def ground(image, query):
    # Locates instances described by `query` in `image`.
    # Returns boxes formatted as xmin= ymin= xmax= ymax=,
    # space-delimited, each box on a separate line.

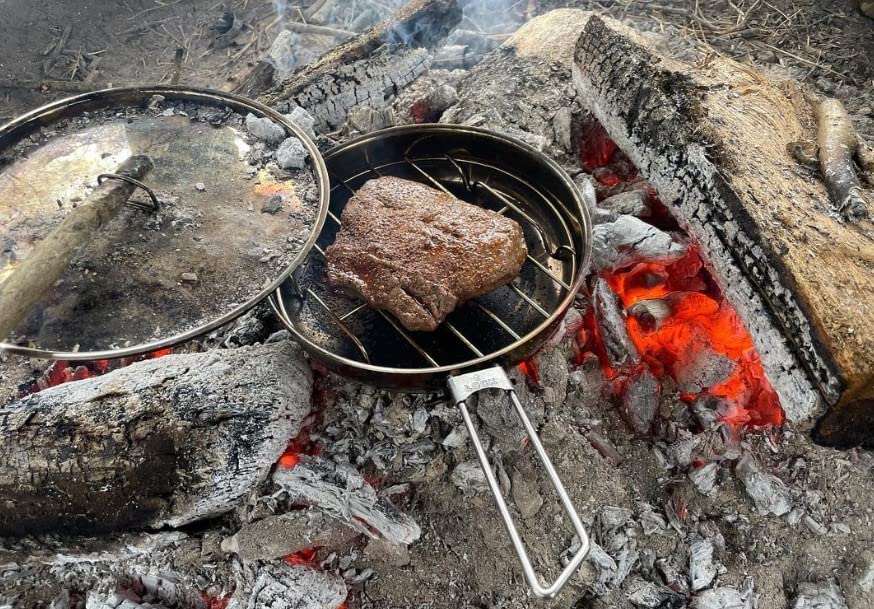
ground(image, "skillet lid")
xmin=0 ymin=86 xmax=329 ymax=360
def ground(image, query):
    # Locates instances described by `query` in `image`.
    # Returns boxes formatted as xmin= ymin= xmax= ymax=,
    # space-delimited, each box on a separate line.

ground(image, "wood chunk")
xmin=735 ymin=453 xmax=793 ymax=516
xmin=573 ymin=16 xmax=874 ymax=434
xmin=0 ymin=341 xmax=312 ymax=536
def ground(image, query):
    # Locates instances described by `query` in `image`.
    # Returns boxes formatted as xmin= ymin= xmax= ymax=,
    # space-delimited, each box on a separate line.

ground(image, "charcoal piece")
xmin=675 ymin=349 xmax=736 ymax=393
xmin=625 ymin=577 xmax=675 ymax=608
xmin=735 ymin=453 xmax=793 ymax=516
xmin=228 ymin=563 xmax=346 ymax=609
xmin=791 ymin=580 xmax=849 ymax=609
xmin=276 ymin=136 xmax=308 ymax=169
xmin=689 ymin=462 xmax=719 ymax=497
xmin=600 ymin=190 xmax=651 ymax=217
xmin=221 ymin=509 xmax=359 ymax=561
xmin=272 ymin=455 xmax=421 ymax=545
xmin=592 ymin=277 xmax=639 ymax=368
xmin=592 ymin=214 xmax=686 ymax=272
xmin=286 ymin=105 xmax=316 ymax=137
xmin=245 ymin=113 xmax=286 ymax=145
xmin=689 ymin=538 xmax=717 ymax=592
xmin=326 ymin=177 xmax=528 ymax=331
xmin=621 ymin=367 xmax=659 ymax=435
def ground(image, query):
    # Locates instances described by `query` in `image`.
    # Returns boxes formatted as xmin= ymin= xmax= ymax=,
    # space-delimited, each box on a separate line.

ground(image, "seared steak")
xmin=326 ymin=177 xmax=528 ymax=332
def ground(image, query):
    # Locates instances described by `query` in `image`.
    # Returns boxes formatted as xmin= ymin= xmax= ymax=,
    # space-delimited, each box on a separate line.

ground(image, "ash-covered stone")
xmin=364 ymin=537 xmax=412 ymax=567
xmin=221 ymin=508 xmax=359 ymax=561
xmin=261 ymin=195 xmax=283 ymax=214
xmin=276 ymin=136 xmax=308 ymax=169
xmin=272 ymin=455 xmax=421 ymax=545
xmin=592 ymin=277 xmax=639 ymax=368
xmin=792 ymin=581 xmax=849 ymax=609
xmin=689 ymin=462 xmax=719 ymax=496
xmin=245 ymin=113 xmax=286 ymax=145
xmin=735 ymin=453 xmax=793 ymax=516
xmin=689 ymin=538 xmax=717 ymax=592
xmin=600 ymin=190 xmax=651 ymax=217
xmin=592 ymin=215 xmax=686 ymax=272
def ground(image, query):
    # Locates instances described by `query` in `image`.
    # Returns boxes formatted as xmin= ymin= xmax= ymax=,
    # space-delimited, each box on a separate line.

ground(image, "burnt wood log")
xmin=248 ymin=0 xmax=462 ymax=132
xmin=573 ymin=16 xmax=874 ymax=442
xmin=0 ymin=341 xmax=312 ymax=536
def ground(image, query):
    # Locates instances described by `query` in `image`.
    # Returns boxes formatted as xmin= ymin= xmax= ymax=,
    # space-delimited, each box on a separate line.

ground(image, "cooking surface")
xmin=0 ymin=95 xmax=320 ymax=354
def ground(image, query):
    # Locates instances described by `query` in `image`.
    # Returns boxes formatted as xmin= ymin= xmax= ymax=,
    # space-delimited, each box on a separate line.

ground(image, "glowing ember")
xmin=518 ymin=358 xmax=541 ymax=387
xmin=284 ymin=547 xmax=319 ymax=567
xmin=19 ymin=348 xmax=173 ymax=397
xmin=201 ymin=593 xmax=230 ymax=609
xmin=576 ymin=121 xmax=785 ymax=430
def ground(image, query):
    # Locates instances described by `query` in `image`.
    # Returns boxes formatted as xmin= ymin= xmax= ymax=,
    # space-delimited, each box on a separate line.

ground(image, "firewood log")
xmin=0 ymin=341 xmax=312 ymax=536
xmin=240 ymin=0 xmax=461 ymax=132
xmin=572 ymin=15 xmax=874 ymax=445
xmin=0 ymin=155 xmax=153 ymax=342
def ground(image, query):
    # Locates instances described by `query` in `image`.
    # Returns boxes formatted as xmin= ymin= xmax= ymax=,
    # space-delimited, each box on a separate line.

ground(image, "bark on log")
xmin=0 ymin=341 xmax=312 ymax=536
xmin=249 ymin=0 xmax=461 ymax=132
xmin=572 ymin=16 xmax=874 ymax=441
xmin=0 ymin=155 xmax=153 ymax=341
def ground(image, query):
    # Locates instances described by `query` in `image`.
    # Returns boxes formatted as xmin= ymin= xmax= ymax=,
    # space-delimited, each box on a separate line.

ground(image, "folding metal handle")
xmin=447 ymin=366 xmax=590 ymax=599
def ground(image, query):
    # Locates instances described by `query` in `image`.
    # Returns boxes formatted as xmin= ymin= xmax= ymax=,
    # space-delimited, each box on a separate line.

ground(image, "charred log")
xmin=0 ymin=341 xmax=312 ymax=536
xmin=253 ymin=0 xmax=462 ymax=132
xmin=573 ymin=15 xmax=874 ymax=438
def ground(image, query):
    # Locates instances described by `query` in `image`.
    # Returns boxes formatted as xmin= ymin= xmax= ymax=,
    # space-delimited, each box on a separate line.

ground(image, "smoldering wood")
xmin=272 ymin=455 xmax=421 ymax=546
xmin=573 ymin=15 xmax=874 ymax=432
xmin=228 ymin=563 xmax=346 ymax=609
xmin=0 ymin=341 xmax=312 ymax=536
xmin=250 ymin=0 xmax=462 ymax=131
xmin=0 ymin=154 xmax=152 ymax=342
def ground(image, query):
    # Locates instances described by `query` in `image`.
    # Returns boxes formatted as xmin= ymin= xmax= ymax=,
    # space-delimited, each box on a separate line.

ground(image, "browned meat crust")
xmin=326 ymin=177 xmax=528 ymax=331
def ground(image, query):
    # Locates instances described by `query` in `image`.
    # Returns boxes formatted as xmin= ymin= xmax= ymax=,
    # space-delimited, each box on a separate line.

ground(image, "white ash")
xmin=735 ymin=453 xmax=794 ymax=516
xmin=691 ymin=587 xmax=747 ymax=609
xmin=689 ymin=462 xmax=720 ymax=496
xmin=245 ymin=113 xmax=286 ymax=145
xmin=272 ymin=455 xmax=421 ymax=545
xmin=276 ymin=136 xmax=309 ymax=169
xmin=591 ymin=214 xmax=687 ymax=272
xmin=792 ymin=581 xmax=849 ymax=609
xmin=600 ymin=190 xmax=652 ymax=217
xmin=689 ymin=538 xmax=718 ymax=592
xmin=227 ymin=563 xmax=346 ymax=609
xmin=587 ymin=541 xmax=619 ymax=596
xmin=452 ymin=460 xmax=488 ymax=493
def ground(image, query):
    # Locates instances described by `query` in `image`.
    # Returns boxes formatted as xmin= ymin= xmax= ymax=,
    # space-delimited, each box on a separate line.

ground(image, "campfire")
xmin=1 ymin=2 xmax=873 ymax=609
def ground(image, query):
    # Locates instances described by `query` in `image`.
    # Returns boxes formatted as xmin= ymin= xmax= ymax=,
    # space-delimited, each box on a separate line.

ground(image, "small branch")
xmin=814 ymin=98 xmax=869 ymax=222
xmin=283 ymin=20 xmax=354 ymax=40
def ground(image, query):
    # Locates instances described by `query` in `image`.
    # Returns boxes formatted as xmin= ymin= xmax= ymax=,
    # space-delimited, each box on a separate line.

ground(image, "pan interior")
xmin=0 ymin=88 xmax=325 ymax=357
xmin=276 ymin=126 xmax=589 ymax=375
